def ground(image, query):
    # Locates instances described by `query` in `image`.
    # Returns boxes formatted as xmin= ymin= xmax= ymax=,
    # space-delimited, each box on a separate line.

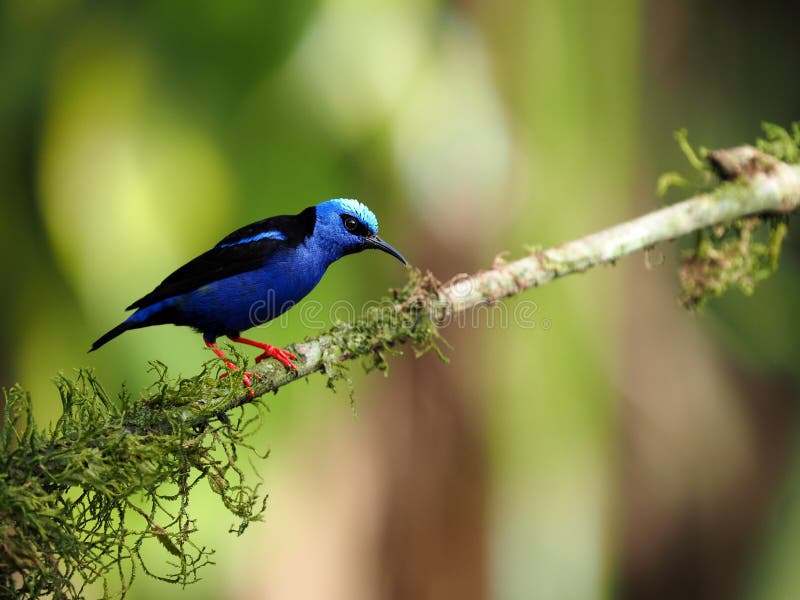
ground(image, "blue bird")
xmin=91 ymin=199 xmax=407 ymax=390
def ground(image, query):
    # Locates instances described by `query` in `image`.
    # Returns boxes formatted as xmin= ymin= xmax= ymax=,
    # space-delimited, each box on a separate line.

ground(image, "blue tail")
xmin=89 ymin=321 xmax=140 ymax=351
xmin=89 ymin=300 xmax=175 ymax=352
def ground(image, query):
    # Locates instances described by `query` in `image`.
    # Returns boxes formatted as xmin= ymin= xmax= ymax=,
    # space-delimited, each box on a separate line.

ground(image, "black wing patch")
xmin=125 ymin=239 xmax=283 ymax=310
xmin=126 ymin=206 xmax=317 ymax=311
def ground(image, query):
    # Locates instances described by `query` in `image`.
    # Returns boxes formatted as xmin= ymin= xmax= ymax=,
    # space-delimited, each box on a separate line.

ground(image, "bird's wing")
xmin=126 ymin=208 xmax=317 ymax=311
xmin=125 ymin=238 xmax=283 ymax=310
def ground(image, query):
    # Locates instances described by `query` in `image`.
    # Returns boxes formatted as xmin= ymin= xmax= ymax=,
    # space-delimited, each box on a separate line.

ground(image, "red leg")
xmin=205 ymin=339 xmax=257 ymax=396
xmin=205 ymin=339 xmax=238 ymax=370
xmin=229 ymin=336 xmax=298 ymax=371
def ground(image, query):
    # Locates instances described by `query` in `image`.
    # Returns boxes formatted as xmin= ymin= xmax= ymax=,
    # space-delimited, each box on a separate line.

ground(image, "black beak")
xmin=365 ymin=235 xmax=408 ymax=265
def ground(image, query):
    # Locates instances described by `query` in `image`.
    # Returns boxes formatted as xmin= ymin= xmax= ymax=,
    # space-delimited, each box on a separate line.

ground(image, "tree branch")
xmin=3 ymin=142 xmax=798 ymax=598
xmin=198 ymin=145 xmax=799 ymax=417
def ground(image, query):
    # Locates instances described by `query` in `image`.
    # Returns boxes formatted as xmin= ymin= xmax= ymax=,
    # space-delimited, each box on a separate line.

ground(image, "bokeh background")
xmin=1 ymin=0 xmax=799 ymax=598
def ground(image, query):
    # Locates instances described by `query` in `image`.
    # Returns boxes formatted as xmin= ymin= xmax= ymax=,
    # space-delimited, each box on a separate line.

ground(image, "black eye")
xmin=343 ymin=216 xmax=360 ymax=233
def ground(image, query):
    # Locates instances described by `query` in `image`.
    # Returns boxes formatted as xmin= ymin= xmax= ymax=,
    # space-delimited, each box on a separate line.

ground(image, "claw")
xmin=204 ymin=336 xmax=294 ymax=396
xmin=229 ymin=337 xmax=298 ymax=371
xmin=205 ymin=339 xmax=258 ymax=393
xmin=255 ymin=348 xmax=297 ymax=370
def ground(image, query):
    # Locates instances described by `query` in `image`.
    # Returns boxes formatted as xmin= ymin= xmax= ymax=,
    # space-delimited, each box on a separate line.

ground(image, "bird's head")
xmin=314 ymin=199 xmax=407 ymax=265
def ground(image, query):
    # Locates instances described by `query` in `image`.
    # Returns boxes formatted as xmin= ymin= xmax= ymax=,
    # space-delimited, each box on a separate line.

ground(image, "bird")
xmin=90 ymin=198 xmax=407 ymax=391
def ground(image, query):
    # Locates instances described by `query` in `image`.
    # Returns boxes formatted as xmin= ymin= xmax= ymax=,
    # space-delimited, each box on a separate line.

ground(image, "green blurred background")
xmin=1 ymin=0 xmax=799 ymax=598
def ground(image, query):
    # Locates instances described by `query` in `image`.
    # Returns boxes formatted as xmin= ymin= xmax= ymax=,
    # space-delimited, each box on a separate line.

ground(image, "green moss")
xmin=318 ymin=268 xmax=449 ymax=389
xmin=679 ymin=216 xmax=789 ymax=310
xmin=757 ymin=122 xmax=800 ymax=164
xmin=0 ymin=268 xmax=449 ymax=599
xmin=0 ymin=367 xmax=268 ymax=598
xmin=663 ymin=122 xmax=798 ymax=310
xmin=656 ymin=129 xmax=716 ymax=197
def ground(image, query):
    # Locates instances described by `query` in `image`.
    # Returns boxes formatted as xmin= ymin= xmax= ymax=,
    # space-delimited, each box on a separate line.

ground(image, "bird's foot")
xmin=218 ymin=370 xmax=260 ymax=397
xmin=255 ymin=346 xmax=297 ymax=370
xmin=205 ymin=340 xmax=237 ymax=369
xmin=229 ymin=337 xmax=298 ymax=371
xmin=206 ymin=339 xmax=260 ymax=396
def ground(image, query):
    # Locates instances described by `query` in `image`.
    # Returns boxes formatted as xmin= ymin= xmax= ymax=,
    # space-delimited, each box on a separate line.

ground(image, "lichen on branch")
xmin=675 ymin=124 xmax=800 ymax=309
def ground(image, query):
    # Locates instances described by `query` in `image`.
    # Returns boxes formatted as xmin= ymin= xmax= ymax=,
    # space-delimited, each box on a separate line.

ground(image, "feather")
xmin=126 ymin=206 xmax=316 ymax=311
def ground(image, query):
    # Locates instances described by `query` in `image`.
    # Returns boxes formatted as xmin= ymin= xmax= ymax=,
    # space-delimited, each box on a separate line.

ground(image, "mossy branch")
xmin=236 ymin=143 xmax=800 ymax=406
xmin=2 ymin=131 xmax=799 ymax=599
